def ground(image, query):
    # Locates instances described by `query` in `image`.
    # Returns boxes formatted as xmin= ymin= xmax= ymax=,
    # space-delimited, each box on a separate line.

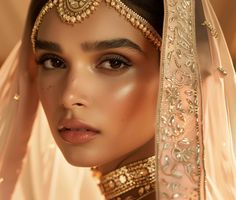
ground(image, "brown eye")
xmin=103 ymin=59 xmax=126 ymax=69
xmin=36 ymin=54 xmax=66 ymax=70
xmin=96 ymin=54 xmax=132 ymax=71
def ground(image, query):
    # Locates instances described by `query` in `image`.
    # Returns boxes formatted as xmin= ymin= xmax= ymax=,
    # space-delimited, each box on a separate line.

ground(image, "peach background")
xmin=0 ymin=0 xmax=235 ymax=65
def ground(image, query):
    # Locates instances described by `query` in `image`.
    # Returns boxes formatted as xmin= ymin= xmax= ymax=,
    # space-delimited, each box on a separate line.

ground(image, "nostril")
xmin=74 ymin=103 xmax=84 ymax=106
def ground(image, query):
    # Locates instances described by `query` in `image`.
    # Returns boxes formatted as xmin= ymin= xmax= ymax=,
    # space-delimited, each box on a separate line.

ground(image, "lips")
xmin=58 ymin=119 xmax=100 ymax=144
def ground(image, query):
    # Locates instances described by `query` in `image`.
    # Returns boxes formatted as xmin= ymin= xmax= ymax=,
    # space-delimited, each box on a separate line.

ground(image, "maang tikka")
xmin=31 ymin=0 xmax=162 ymax=52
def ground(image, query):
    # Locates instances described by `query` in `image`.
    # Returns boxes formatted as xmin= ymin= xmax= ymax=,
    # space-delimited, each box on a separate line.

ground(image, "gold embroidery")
xmin=217 ymin=66 xmax=228 ymax=76
xmin=13 ymin=93 xmax=20 ymax=101
xmin=157 ymin=0 xmax=203 ymax=199
xmin=201 ymin=20 xmax=219 ymax=38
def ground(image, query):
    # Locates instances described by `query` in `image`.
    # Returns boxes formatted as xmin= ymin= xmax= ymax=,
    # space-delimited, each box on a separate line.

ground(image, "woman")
xmin=0 ymin=0 xmax=236 ymax=199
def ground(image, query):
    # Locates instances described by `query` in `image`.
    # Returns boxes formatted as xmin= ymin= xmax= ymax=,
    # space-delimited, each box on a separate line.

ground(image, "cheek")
xmin=37 ymin=75 xmax=61 ymax=126
xmin=97 ymin=72 xmax=158 ymax=138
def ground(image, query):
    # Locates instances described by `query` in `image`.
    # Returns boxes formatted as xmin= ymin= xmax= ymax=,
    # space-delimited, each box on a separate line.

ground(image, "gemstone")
xmin=119 ymin=175 xmax=127 ymax=183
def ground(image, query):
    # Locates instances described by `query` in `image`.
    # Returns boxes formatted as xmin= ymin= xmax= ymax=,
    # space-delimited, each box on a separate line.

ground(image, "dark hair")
xmin=122 ymin=0 xmax=164 ymax=36
xmin=27 ymin=0 xmax=164 ymax=36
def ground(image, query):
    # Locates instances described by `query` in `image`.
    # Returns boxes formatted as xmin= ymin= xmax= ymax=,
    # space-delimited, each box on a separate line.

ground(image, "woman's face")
xmin=35 ymin=3 xmax=159 ymax=167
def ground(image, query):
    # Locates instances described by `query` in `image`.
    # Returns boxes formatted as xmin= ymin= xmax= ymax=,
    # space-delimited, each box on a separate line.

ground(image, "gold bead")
xmin=139 ymin=24 xmax=144 ymax=29
xmin=76 ymin=15 xmax=82 ymax=21
xmin=145 ymin=184 xmax=151 ymax=191
xmin=79 ymin=1 xmax=84 ymax=6
xmin=49 ymin=3 xmax=54 ymax=8
xmin=13 ymin=93 xmax=20 ymax=101
xmin=130 ymin=17 xmax=135 ymax=23
xmin=140 ymin=168 xmax=149 ymax=176
xmin=81 ymin=12 xmax=87 ymax=18
xmin=143 ymin=26 xmax=147 ymax=33
xmin=146 ymin=30 xmax=151 ymax=36
xmin=86 ymin=9 xmax=91 ymax=15
xmin=138 ymin=187 xmax=145 ymax=195
xmin=71 ymin=16 xmax=76 ymax=23
xmin=93 ymin=1 xmax=99 ymax=6
xmin=116 ymin=4 xmax=120 ymax=10
xmin=108 ymin=180 xmax=116 ymax=188
xmin=126 ymin=13 xmax=131 ymax=19
xmin=121 ymin=9 xmax=126 ymax=15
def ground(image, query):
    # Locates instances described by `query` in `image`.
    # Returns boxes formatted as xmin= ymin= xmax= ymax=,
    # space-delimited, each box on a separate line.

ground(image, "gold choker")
xmin=92 ymin=156 xmax=156 ymax=200
xmin=31 ymin=0 xmax=162 ymax=52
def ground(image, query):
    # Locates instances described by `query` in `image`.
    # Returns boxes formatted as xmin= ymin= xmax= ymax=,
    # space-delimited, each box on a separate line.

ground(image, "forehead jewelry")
xmin=31 ymin=0 xmax=162 ymax=52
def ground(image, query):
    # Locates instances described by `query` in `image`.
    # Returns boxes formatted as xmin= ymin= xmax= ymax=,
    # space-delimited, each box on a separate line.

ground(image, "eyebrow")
xmin=35 ymin=40 xmax=62 ymax=52
xmin=35 ymin=38 xmax=144 ymax=54
xmin=81 ymin=38 xmax=144 ymax=54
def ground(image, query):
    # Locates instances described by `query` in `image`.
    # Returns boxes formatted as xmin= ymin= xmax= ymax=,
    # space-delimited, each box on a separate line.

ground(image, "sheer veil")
xmin=0 ymin=0 xmax=235 ymax=199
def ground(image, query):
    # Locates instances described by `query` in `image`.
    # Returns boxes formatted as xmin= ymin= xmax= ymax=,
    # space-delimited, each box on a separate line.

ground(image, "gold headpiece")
xmin=31 ymin=0 xmax=162 ymax=52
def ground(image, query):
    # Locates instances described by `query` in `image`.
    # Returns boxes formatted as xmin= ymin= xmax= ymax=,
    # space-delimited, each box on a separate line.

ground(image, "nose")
xmin=61 ymin=65 xmax=91 ymax=109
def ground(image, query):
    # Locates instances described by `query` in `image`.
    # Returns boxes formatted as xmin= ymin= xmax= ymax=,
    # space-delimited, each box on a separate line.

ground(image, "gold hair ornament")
xmin=31 ymin=0 xmax=162 ymax=52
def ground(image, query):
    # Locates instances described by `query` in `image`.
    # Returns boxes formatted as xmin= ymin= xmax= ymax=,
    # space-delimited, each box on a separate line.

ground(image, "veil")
xmin=156 ymin=0 xmax=236 ymax=199
xmin=0 ymin=0 xmax=235 ymax=199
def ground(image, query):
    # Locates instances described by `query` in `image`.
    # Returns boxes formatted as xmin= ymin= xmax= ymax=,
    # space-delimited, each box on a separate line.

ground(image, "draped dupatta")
xmin=156 ymin=0 xmax=236 ymax=199
xmin=0 ymin=0 xmax=235 ymax=199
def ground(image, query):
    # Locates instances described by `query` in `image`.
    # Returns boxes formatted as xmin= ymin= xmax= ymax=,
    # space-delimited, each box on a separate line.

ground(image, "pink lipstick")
xmin=58 ymin=119 xmax=100 ymax=144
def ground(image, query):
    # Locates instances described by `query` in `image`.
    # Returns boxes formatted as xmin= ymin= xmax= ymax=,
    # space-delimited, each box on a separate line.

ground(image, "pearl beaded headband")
xmin=31 ymin=0 xmax=162 ymax=52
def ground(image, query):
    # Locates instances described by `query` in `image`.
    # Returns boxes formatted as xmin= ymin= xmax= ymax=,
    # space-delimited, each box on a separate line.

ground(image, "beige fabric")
xmin=201 ymin=0 xmax=236 ymax=199
xmin=0 ymin=41 xmax=102 ymax=199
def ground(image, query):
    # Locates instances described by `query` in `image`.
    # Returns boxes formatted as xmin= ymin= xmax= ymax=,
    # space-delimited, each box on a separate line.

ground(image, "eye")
xmin=96 ymin=54 xmax=132 ymax=71
xmin=36 ymin=54 xmax=66 ymax=70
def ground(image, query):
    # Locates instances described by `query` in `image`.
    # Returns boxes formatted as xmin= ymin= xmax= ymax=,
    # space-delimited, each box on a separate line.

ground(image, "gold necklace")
xmin=92 ymin=156 xmax=156 ymax=200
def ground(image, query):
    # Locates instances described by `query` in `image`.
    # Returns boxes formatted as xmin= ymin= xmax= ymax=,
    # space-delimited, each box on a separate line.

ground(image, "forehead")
xmin=37 ymin=2 xmax=147 ymax=46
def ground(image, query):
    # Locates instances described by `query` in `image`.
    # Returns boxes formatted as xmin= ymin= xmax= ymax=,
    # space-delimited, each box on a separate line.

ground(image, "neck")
xmin=98 ymin=137 xmax=155 ymax=174
xmin=92 ymin=137 xmax=156 ymax=200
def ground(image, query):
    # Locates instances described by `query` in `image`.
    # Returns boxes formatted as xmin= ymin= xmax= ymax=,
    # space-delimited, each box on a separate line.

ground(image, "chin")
xmin=59 ymin=148 xmax=104 ymax=167
xmin=65 ymin=157 xmax=99 ymax=168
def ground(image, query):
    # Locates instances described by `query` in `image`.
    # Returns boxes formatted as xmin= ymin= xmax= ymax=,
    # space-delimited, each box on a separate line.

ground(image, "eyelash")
xmin=96 ymin=54 xmax=132 ymax=71
xmin=35 ymin=53 xmax=132 ymax=71
xmin=35 ymin=54 xmax=66 ymax=70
